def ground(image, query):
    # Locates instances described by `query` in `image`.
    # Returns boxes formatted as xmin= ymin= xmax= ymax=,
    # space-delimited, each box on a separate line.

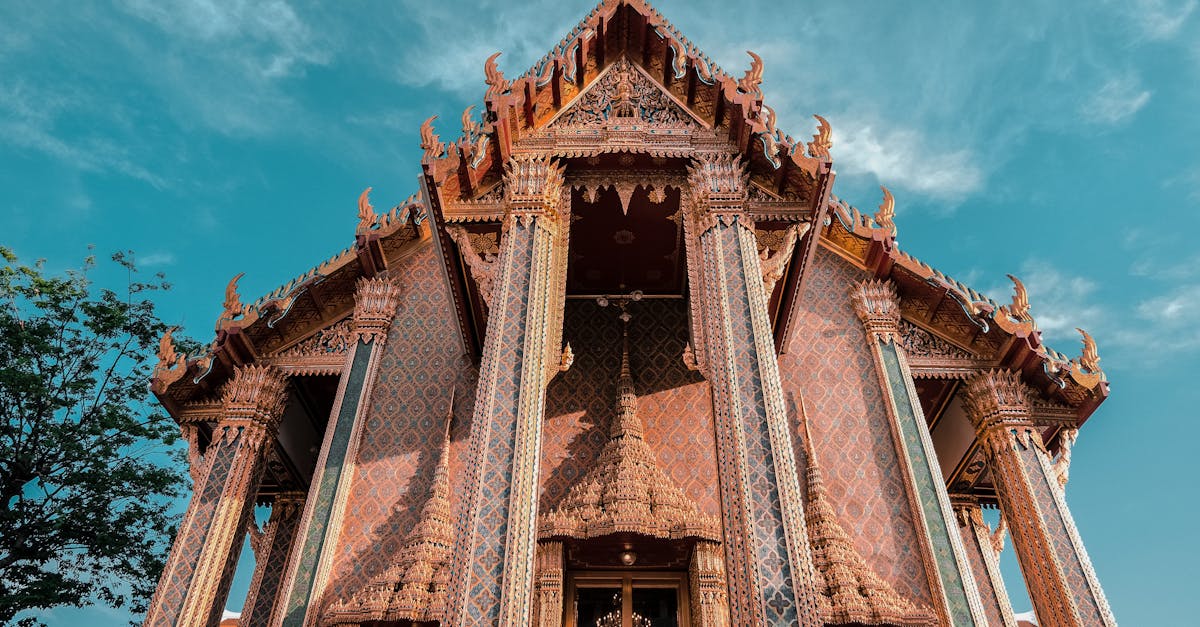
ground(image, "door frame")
xmin=564 ymin=570 xmax=690 ymax=627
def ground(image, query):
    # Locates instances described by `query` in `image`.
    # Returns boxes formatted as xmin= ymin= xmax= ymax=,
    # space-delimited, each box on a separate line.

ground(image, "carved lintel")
xmin=850 ymin=279 xmax=901 ymax=341
xmin=352 ymin=276 xmax=403 ymax=345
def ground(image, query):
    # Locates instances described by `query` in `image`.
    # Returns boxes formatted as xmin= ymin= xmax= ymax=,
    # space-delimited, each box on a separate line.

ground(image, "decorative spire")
xmin=324 ymin=389 xmax=457 ymax=625
xmin=538 ymin=313 xmax=720 ymax=542
xmin=795 ymin=393 xmax=937 ymax=626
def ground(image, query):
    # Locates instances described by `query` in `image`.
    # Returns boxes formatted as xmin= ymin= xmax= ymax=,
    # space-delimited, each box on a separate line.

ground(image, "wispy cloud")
xmin=138 ymin=252 xmax=176 ymax=267
xmin=1081 ymin=74 xmax=1152 ymax=125
xmin=833 ymin=120 xmax=984 ymax=202
xmin=1125 ymin=0 xmax=1197 ymax=40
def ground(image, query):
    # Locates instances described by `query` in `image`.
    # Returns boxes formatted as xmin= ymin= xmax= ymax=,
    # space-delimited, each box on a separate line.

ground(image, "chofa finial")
xmin=484 ymin=52 xmax=509 ymax=101
xmin=1076 ymin=327 xmax=1100 ymax=372
xmin=356 ymin=187 xmax=375 ymax=234
xmin=875 ymin=185 xmax=896 ymax=236
xmin=222 ymin=272 xmax=246 ymax=320
xmin=1005 ymin=274 xmax=1031 ymax=322
xmin=420 ymin=115 xmax=444 ymax=160
xmin=738 ymin=50 xmax=764 ymax=100
xmin=807 ymin=114 xmax=832 ymax=159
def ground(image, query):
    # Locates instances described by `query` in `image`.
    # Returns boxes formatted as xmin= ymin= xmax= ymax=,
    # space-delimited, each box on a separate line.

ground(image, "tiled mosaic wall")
xmin=777 ymin=247 xmax=935 ymax=607
xmin=321 ymin=243 xmax=479 ymax=606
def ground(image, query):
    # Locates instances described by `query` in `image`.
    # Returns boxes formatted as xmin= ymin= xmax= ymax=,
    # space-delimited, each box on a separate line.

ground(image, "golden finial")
xmin=738 ymin=50 xmax=764 ymax=99
xmin=222 ymin=272 xmax=245 ymax=319
xmin=484 ymin=52 xmax=509 ymax=101
xmin=356 ymin=187 xmax=375 ymax=234
xmin=419 ymin=116 xmax=444 ymax=160
xmin=1076 ymin=327 xmax=1100 ymax=372
xmin=807 ymin=114 xmax=832 ymax=159
xmin=1005 ymin=274 xmax=1031 ymax=322
xmin=875 ymin=185 xmax=896 ymax=236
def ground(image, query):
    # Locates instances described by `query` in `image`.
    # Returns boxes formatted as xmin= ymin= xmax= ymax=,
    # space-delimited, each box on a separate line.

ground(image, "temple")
xmin=143 ymin=1 xmax=1116 ymax=626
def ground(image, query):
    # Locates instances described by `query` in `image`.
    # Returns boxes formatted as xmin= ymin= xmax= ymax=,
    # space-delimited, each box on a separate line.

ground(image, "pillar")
xmin=278 ymin=276 xmax=403 ymax=625
xmin=684 ymin=153 xmax=821 ymax=625
xmin=689 ymin=540 xmax=731 ymax=627
xmin=533 ymin=541 xmax=564 ymax=627
xmin=951 ymin=499 xmax=1017 ymax=627
xmin=850 ymin=280 xmax=987 ymax=626
xmin=144 ymin=365 xmax=290 ymax=627
xmin=961 ymin=370 xmax=1116 ymax=627
xmin=445 ymin=155 xmax=569 ymax=626
xmin=240 ymin=491 xmax=305 ymax=627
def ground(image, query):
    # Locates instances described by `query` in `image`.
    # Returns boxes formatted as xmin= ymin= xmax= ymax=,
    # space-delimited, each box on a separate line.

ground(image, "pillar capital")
xmin=503 ymin=154 xmax=566 ymax=220
xmin=686 ymin=152 xmax=749 ymax=232
xmin=220 ymin=364 xmax=289 ymax=435
xmin=850 ymin=279 xmax=901 ymax=339
xmin=962 ymin=369 xmax=1033 ymax=436
xmin=352 ymin=276 xmax=403 ymax=345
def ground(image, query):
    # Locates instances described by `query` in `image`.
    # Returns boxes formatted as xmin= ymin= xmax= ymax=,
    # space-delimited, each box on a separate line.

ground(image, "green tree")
xmin=0 ymin=247 xmax=189 ymax=626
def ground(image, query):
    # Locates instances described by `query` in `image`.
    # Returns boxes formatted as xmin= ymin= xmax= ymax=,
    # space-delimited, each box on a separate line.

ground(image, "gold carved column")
xmin=689 ymin=540 xmax=730 ymax=627
xmin=850 ymin=279 xmax=987 ymax=626
xmin=445 ymin=155 xmax=569 ymax=626
xmin=278 ymin=276 xmax=403 ymax=626
xmin=240 ymin=491 xmax=305 ymax=627
xmin=962 ymin=371 xmax=1116 ymax=627
xmin=533 ymin=541 xmax=564 ymax=627
xmin=951 ymin=498 xmax=1017 ymax=627
xmin=684 ymin=153 xmax=820 ymax=625
xmin=145 ymin=365 xmax=290 ymax=627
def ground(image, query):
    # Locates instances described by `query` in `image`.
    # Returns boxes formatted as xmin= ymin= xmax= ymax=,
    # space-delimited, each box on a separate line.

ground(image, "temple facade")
xmin=143 ymin=2 xmax=1116 ymax=626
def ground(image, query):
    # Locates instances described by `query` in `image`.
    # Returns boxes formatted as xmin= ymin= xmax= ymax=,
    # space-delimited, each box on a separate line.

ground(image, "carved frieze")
xmin=554 ymin=58 xmax=692 ymax=127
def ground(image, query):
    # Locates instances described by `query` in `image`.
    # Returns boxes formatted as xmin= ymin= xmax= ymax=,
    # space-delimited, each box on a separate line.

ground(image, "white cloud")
xmin=119 ymin=0 xmax=328 ymax=79
xmin=1127 ymin=0 xmax=1197 ymax=40
xmin=1081 ymin=74 xmax=1152 ymax=125
xmin=139 ymin=252 xmax=176 ymax=267
xmin=833 ymin=121 xmax=984 ymax=202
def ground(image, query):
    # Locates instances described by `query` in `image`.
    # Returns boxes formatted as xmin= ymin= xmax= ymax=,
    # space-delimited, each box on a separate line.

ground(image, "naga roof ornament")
xmin=807 ymin=114 xmax=833 ymax=160
xmin=737 ymin=50 xmax=764 ymax=100
xmin=875 ymin=185 xmax=897 ymax=237
xmin=994 ymin=273 xmax=1037 ymax=336
xmin=355 ymin=187 xmax=375 ymax=235
xmin=484 ymin=51 xmax=510 ymax=102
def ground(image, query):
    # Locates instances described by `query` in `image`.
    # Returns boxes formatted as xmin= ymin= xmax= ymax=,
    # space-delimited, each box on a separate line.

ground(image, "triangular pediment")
xmin=547 ymin=57 xmax=701 ymax=129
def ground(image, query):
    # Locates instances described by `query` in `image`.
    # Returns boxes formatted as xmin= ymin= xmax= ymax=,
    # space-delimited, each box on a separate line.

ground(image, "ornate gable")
xmin=549 ymin=57 xmax=697 ymax=129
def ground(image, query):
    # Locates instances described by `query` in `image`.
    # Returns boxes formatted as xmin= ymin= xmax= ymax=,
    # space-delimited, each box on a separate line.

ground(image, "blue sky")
xmin=3 ymin=0 xmax=1197 ymax=623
